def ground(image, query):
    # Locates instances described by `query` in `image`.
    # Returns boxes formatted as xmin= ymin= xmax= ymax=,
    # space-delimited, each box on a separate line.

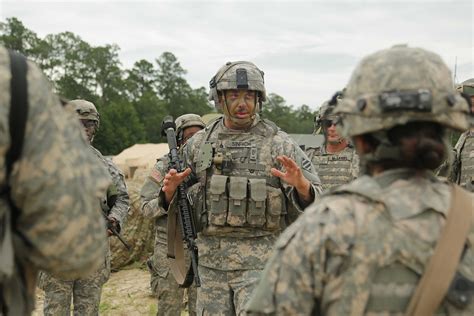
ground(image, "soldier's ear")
xmin=353 ymin=136 xmax=372 ymax=155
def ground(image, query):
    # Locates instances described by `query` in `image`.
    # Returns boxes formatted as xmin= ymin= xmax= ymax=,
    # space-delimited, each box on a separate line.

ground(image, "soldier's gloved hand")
xmin=106 ymin=216 xmax=120 ymax=236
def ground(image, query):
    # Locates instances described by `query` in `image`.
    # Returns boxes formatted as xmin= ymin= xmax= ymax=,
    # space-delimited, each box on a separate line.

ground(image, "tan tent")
xmin=112 ymin=143 xmax=168 ymax=179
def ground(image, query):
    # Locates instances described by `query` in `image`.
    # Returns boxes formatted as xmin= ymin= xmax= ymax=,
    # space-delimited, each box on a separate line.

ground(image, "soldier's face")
xmin=80 ymin=119 xmax=97 ymax=143
xmin=323 ymin=119 xmax=343 ymax=144
xmin=182 ymin=126 xmax=202 ymax=144
xmin=221 ymin=89 xmax=256 ymax=121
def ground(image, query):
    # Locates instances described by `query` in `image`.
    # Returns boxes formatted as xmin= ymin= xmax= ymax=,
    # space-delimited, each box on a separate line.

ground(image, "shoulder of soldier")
xmin=454 ymin=131 xmax=470 ymax=152
xmin=305 ymin=146 xmax=323 ymax=158
xmin=275 ymin=189 xmax=371 ymax=253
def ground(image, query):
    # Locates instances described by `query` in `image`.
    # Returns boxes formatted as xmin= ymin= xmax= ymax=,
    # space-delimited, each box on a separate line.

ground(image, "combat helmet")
xmin=208 ymin=61 xmax=266 ymax=105
xmin=335 ymin=44 xmax=470 ymax=139
xmin=314 ymin=90 xmax=343 ymax=133
xmin=68 ymin=99 xmax=100 ymax=128
xmin=175 ymin=113 xmax=205 ymax=143
xmin=456 ymin=78 xmax=474 ymax=97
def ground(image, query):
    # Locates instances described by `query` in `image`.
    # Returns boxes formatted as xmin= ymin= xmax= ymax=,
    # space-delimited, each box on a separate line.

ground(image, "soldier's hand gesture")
xmin=162 ymin=167 xmax=192 ymax=204
xmin=271 ymin=155 xmax=312 ymax=203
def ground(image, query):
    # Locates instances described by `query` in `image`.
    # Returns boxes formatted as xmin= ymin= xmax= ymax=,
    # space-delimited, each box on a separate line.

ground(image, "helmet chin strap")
xmin=222 ymin=94 xmax=257 ymax=128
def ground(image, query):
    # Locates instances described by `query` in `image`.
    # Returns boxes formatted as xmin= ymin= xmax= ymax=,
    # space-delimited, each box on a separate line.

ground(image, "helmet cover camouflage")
xmin=456 ymin=78 xmax=474 ymax=97
xmin=175 ymin=113 xmax=206 ymax=135
xmin=68 ymin=99 xmax=100 ymax=128
xmin=208 ymin=61 xmax=266 ymax=105
xmin=335 ymin=44 xmax=470 ymax=138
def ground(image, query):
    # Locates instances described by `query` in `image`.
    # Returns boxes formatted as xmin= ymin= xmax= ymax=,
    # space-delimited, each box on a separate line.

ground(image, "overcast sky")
xmin=1 ymin=0 xmax=472 ymax=109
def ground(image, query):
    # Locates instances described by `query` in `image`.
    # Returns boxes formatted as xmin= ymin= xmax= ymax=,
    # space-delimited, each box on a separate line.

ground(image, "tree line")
xmin=0 ymin=17 xmax=316 ymax=155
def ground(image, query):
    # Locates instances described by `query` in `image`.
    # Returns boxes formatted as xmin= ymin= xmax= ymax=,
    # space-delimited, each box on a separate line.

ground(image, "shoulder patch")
xmin=302 ymin=157 xmax=312 ymax=172
xmin=149 ymin=168 xmax=163 ymax=184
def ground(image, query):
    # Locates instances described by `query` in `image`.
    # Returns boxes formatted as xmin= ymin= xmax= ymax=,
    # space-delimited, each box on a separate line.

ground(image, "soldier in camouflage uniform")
xmin=247 ymin=45 xmax=473 ymax=315
xmin=141 ymin=113 xmax=205 ymax=316
xmin=448 ymin=78 xmax=474 ymax=191
xmin=41 ymin=100 xmax=130 ymax=316
xmin=0 ymin=48 xmax=110 ymax=315
xmin=305 ymin=96 xmax=359 ymax=191
xmin=161 ymin=61 xmax=322 ymax=315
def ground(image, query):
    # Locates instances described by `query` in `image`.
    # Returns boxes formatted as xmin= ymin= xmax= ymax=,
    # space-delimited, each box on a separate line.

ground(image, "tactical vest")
xmin=323 ymin=177 xmax=472 ymax=315
xmin=459 ymin=134 xmax=474 ymax=192
xmin=307 ymin=145 xmax=358 ymax=191
xmin=193 ymin=119 xmax=287 ymax=237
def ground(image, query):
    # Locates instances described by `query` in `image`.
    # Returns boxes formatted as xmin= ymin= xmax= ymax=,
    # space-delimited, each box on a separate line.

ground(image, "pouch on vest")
xmin=266 ymin=186 xmax=286 ymax=230
xmin=247 ymin=178 xmax=266 ymax=227
xmin=209 ymin=175 xmax=228 ymax=226
xmin=227 ymin=176 xmax=247 ymax=226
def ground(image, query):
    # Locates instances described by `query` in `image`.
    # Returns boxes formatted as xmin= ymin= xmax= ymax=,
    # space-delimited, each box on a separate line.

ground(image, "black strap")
xmin=6 ymin=50 xmax=28 ymax=178
xmin=4 ymin=50 xmax=28 ymax=227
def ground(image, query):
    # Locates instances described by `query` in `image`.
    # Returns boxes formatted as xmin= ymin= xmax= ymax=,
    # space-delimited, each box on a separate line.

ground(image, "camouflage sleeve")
xmin=351 ymin=151 xmax=361 ymax=178
xmin=273 ymin=131 xmax=322 ymax=218
xmin=106 ymin=158 xmax=129 ymax=225
xmin=140 ymin=156 xmax=169 ymax=219
xmin=7 ymin=57 xmax=110 ymax=279
xmin=246 ymin=194 xmax=358 ymax=315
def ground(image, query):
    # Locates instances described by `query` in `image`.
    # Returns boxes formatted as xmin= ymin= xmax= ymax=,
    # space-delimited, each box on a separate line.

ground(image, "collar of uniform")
xmin=219 ymin=114 xmax=266 ymax=135
xmin=374 ymin=168 xmax=450 ymax=220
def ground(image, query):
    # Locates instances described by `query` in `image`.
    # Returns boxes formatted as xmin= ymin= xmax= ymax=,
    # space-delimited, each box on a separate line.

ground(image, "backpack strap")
xmin=406 ymin=185 xmax=473 ymax=316
xmin=6 ymin=50 xmax=28 ymax=183
xmin=0 ymin=49 xmax=30 ymax=316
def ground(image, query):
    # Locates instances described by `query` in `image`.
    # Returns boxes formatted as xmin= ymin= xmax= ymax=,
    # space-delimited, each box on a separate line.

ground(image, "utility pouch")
xmin=265 ymin=186 xmax=285 ymax=230
xmin=247 ymin=179 xmax=267 ymax=227
xmin=209 ymin=175 xmax=228 ymax=226
xmin=227 ymin=176 xmax=247 ymax=226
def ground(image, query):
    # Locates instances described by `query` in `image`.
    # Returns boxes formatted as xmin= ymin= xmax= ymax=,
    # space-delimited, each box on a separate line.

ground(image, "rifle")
xmin=102 ymin=185 xmax=131 ymax=251
xmin=161 ymin=115 xmax=200 ymax=287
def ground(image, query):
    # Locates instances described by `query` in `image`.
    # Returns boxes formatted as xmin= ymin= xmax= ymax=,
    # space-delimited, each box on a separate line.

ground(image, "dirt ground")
xmin=32 ymin=267 xmax=186 ymax=316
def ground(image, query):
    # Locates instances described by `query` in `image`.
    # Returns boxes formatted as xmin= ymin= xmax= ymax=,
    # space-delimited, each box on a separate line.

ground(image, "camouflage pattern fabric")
xmin=197 ymin=265 xmax=261 ymax=315
xmin=165 ymin=115 xmax=322 ymax=315
xmin=90 ymin=146 xmax=130 ymax=225
xmin=141 ymin=155 xmax=196 ymax=315
xmin=305 ymin=145 xmax=359 ymax=191
xmin=246 ymin=169 xmax=474 ymax=315
xmin=0 ymin=47 xmax=110 ymax=314
xmin=41 ymin=147 xmax=128 ymax=315
xmin=41 ymin=249 xmax=110 ymax=316
xmin=449 ymin=130 xmax=474 ymax=192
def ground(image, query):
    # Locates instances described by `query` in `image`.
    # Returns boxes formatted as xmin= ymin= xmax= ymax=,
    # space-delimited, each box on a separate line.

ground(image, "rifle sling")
xmin=167 ymin=196 xmax=194 ymax=288
xmin=405 ymin=185 xmax=472 ymax=316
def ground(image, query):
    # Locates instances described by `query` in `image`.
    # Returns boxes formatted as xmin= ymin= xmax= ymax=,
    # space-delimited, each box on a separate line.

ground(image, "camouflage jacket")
xmin=166 ymin=115 xmax=322 ymax=271
xmin=0 ymin=47 xmax=110 ymax=314
xmin=247 ymin=168 xmax=474 ymax=315
xmin=449 ymin=130 xmax=474 ymax=191
xmin=140 ymin=154 xmax=169 ymax=246
xmin=90 ymin=146 xmax=129 ymax=226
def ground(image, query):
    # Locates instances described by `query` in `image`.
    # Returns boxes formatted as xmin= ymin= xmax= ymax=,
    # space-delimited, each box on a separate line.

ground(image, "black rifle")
xmin=161 ymin=115 xmax=200 ymax=287
xmin=103 ymin=187 xmax=131 ymax=251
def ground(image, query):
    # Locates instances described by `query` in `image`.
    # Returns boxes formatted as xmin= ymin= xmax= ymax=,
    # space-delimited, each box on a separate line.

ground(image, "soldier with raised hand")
xmin=306 ymin=95 xmax=359 ymax=191
xmin=0 ymin=48 xmax=110 ymax=314
xmin=246 ymin=45 xmax=473 ymax=315
xmin=140 ymin=113 xmax=205 ymax=316
xmin=161 ymin=61 xmax=322 ymax=315
xmin=41 ymin=99 xmax=130 ymax=316
xmin=448 ymin=78 xmax=474 ymax=191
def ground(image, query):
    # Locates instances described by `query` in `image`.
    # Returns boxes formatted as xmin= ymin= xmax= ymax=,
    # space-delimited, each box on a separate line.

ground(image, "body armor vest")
xmin=459 ymin=134 xmax=474 ymax=192
xmin=194 ymin=120 xmax=286 ymax=237
xmin=306 ymin=145 xmax=358 ymax=191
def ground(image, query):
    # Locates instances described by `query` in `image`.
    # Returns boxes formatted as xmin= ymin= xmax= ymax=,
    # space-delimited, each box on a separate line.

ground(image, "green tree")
xmin=94 ymin=101 xmax=146 ymax=155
